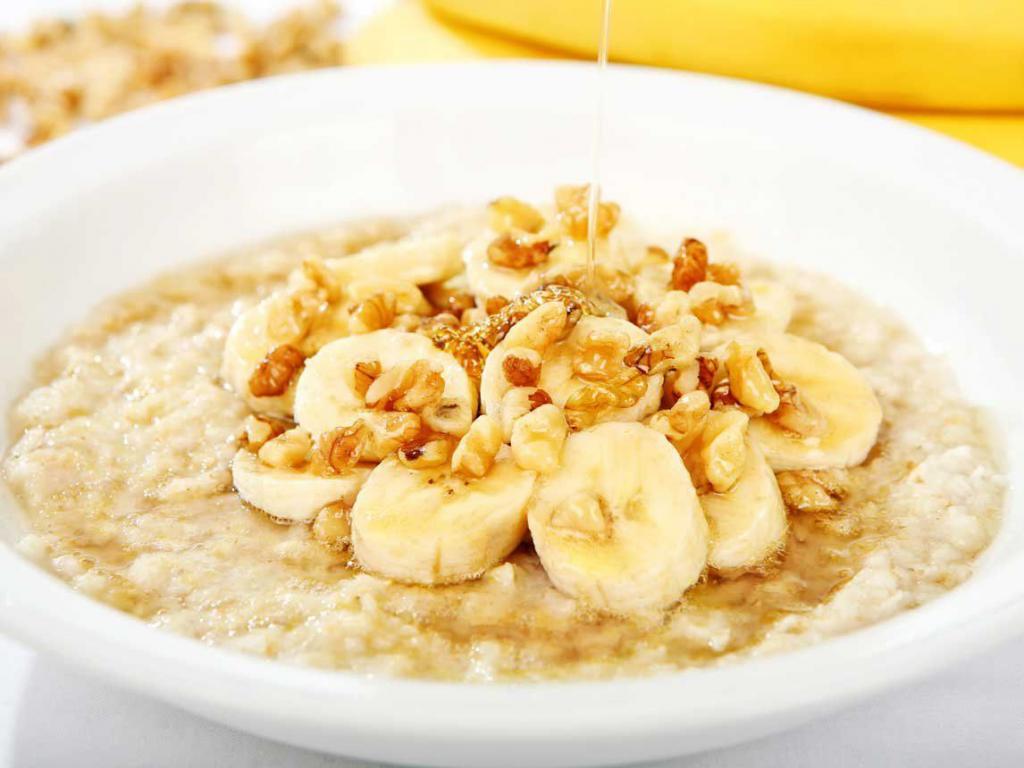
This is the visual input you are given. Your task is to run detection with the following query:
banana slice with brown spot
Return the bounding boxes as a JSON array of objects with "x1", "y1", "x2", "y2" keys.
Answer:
[
  {"x1": 747, "y1": 333, "x2": 882, "y2": 470},
  {"x1": 294, "y1": 329, "x2": 478, "y2": 447},
  {"x1": 231, "y1": 449, "x2": 370, "y2": 523},
  {"x1": 700, "y1": 440, "x2": 787, "y2": 570},
  {"x1": 481, "y1": 308, "x2": 662, "y2": 432},
  {"x1": 350, "y1": 452, "x2": 535, "y2": 584},
  {"x1": 527, "y1": 422, "x2": 708, "y2": 614}
]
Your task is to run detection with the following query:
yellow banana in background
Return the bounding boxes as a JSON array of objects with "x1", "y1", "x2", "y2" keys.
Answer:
[
  {"x1": 347, "y1": 1, "x2": 1024, "y2": 165},
  {"x1": 426, "y1": 0, "x2": 1024, "y2": 110}
]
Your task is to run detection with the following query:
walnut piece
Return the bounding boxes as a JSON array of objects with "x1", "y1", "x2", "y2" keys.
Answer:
[
  {"x1": 573, "y1": 328, "x2": 632, "y2": 382},
  {"x1": 671, "y1": 238, "x2": 709, "y2": 291},
  {"x1": 688, "y1": 282, "x2": 753, "y2": 325},
  {"x1": 487, "y1": 234, "x2": 554, "y2": 270},
  {"x1": 258, "y1": 427, "x2": 312, "y2": 469},
  {"x1": 725, "y1": 342, "x2": 781, "y2": 415},
  {"x1": 317, "y1": 422, "x2": 369, "y2": 472},
  {"x1": 349, "y1": 293, "x2": 398, "y2": 334},
  {"x1": 554, "y1": 184, "x2": 620, "y2": 240},
  {"x1": 248, "y1": 344, "x2": 305, "y2": 397},
  {"x1": 451, "y1": 415, "x2": 503, "y2": 478},
  {"x1": 243, "y1": 414, "x2": 287, "y2": 451},
  {"x1": 364, "y1": 360, "x2": 445, "y2": 413},
  {"x1": 697, "y1": 409, "x2": 749, "y2": 493},
  {"x1": 777, "y1": 469, "x2": 847, "y2": 513},
  {"x1": 502, "y1": 349, "x2": 542, "y2": 387},
  {"x1": 707, "y1": 262, "x2": 741, "y2": 286},
  {"x1": 648, "y1": 390, "x2": 710, "y2": 452},
  {"x1": 352, "y1": 359, "x2": 382, "y2": 399},
  {"x1": 312, "y1": 502, "x2": 351, "y2": 550},
  {"x1": 511, "y1": 404, "x2": 568, "y2": 473}
]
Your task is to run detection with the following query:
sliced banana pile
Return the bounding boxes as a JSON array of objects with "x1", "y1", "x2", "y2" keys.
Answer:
[{"x1": 222, "y1": 187, "x2": 883, "y2": 616}]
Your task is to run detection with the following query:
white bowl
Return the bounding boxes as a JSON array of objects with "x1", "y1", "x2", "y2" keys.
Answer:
[{"x1": 1, "y1": 62, "x2": 1022, "y2": 768}]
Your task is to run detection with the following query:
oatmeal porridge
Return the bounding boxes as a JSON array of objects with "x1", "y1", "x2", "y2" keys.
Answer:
[{"x1": 2, "y1": 188, "x2": 1004, "y2": 680}]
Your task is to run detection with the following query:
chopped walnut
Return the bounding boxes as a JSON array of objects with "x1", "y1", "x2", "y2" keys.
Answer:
[
  {"x1": 248, "y1": 344, "x2": 305, "y2": 398},
  {"x1": 563, "y1": 370, "x2": 647, "y2": 429},
  {"x1": 671, "y1": 238, "x2": 709, "y2": 291},
  {"x1": 352, "y1": 359, "x2": 382, "y2": 399},
  {"x1": 300, "y1": 255, "x2": 341, "y2": 302},
  {"x1": 698, "y1": 409, "x2": 749, "y2": 493},
  {"x1": 511, "y1": 404, "x2": 568, "y2": 473},
  {"x1": 648, "y1": 317, "x2": 701, "y2": 372},
  {"x1": 424, "y1": 285, "x2": 590, "y2": 381},
  {"x1": 485, "y1": 295, "x2": 510, "y2": 315},
  {"x1": 554, "y1": 184, "x2": 620, "y2": 240},
  {"x1": 397, "y1": 436, "x2": 453, "y2": 470},
  {"x1": 488, "y1": 197, "x2": 545, "y2": 234},
  {"x1": 725, "y1": 342, "x2": 781, "y2": 415},
  {"x1": 502, "y1": 348, "x2": 542, "y2": 387},
  {"x1": 634, "y1": 303, "x2": 655, "y2": 332},
  {"x1": 487, "y1": 234, "x2": 554, "y2": 270},
  {"x1": 317, "y1": 422, "x2": 369, "y2": 472},
  {"x1": 652, "y1": 290, "x2": 693, "y2": 330},
  {"x1": 258, "y1": 427, "x2": 312, "y2": 469},
  {"x1": 502, "y1": 301, "x2": 572, "y2": 352},
  {"x1": 312, "y1": 502, "x2": 351, "y2": 550},
  {"x1": 451, "y1": 415, "x2": 503, "y2": 479},
  {"x1": 688, "y1": 282, "x2": 753, "y2": 325},
  {"x1": 661, "y1": 363, "x2": 698, "y2": 409},
  {"x1": 697, "y1": 355, "x2": 720, "y2": 391},
  {"x1": 710, "y1": 381, "x2": 739, "y2": 409},
  {"x1": 498, "y1": 387, "x2": 554, "y2": 440},
  {"x1": 242, "y1": 414, "x2": 287, "y2": 451},
  {"x1": 529, "y1": 389, "x2": 553, "y2": 409},
  {"x1": 777, "y1": 469, "x2": 847, "y2": 513},
  {"x1": 364, "y1": 360, "x2": 445, "y2": 413},
  {"x1": 707, "y1": 262, "x2": 741, "y2": 286},
  {"x1": 314, "y1": 412, "x2": 423, "y2": 471},
  {"x1": 573, "y1": 328, "x2": 632, "y2": 382},
  {"x1": 769, "y1": 385, "x2": 827, "y2": 437},
  {"x1": 648, "y1": 390, "x2": 711, "y2": 453},
  {"x1": 349, "y1": 293, "x2": 398, "y2": 334}
]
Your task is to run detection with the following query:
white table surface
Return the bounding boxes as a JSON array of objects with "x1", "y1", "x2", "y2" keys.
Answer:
[{"x1": 3, "y1": 1, "x2": 1024, "y2": 765}]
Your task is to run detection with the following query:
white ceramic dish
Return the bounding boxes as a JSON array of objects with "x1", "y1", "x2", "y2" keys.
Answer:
[{"x1": 1, "y1": 62, "x2": 1022, "y2": 768}]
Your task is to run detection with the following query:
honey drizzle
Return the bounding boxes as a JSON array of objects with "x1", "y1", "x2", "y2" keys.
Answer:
[{"x1": 585, "y1": 0, "x2": 613, "y2": 292}]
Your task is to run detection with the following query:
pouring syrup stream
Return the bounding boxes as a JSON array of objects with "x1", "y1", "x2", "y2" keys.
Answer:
[{"x1": 585, "y1": 0, "x2": 613, "y2": 293}]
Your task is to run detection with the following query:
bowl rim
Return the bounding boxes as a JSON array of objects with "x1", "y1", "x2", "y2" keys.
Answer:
[{"x1": 1, "y1": 60, "x2": 1023, "y2": 742}]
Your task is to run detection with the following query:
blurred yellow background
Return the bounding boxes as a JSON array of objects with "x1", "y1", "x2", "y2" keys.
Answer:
[{"x1": 347, "y1": 0, "x2": 1024, "y2": 166}]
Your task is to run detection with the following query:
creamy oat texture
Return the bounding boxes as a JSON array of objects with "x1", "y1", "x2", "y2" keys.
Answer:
[{"x1": 2, "y1": 214, "x2": 1003, "y2": 681}]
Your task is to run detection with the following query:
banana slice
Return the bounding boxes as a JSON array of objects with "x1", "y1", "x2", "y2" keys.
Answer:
[
  {"x1": 231, "y1": 449, "x2": 370, "y2": 523},
  {"x1": 700, "y1": 280, "x2": 794, "y2": 349},
  {"x1": 350, "y1": 452, "x2": 535, "y2": 584},
  {"x1": 527, "y1": 422, "x2": 708, "y2": 614},
  {"x1": 747, "y1": 333, "x2": 882, "y2": 470},
  {"x1": 700, "y1": 440, "x2": 787, "y2": 570},
  {"x1": 326, "y1": 232, "x2": 464, "y2": 286},
  {"x1": 481, "y1": 313, "x2": 663, "y2": 431},
  {"x1": 294, "y1": 329, "x2": 477, "y2": 442},
  {"x1": 222, "y1": 290, "x2": 349, "y2": 417}
]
